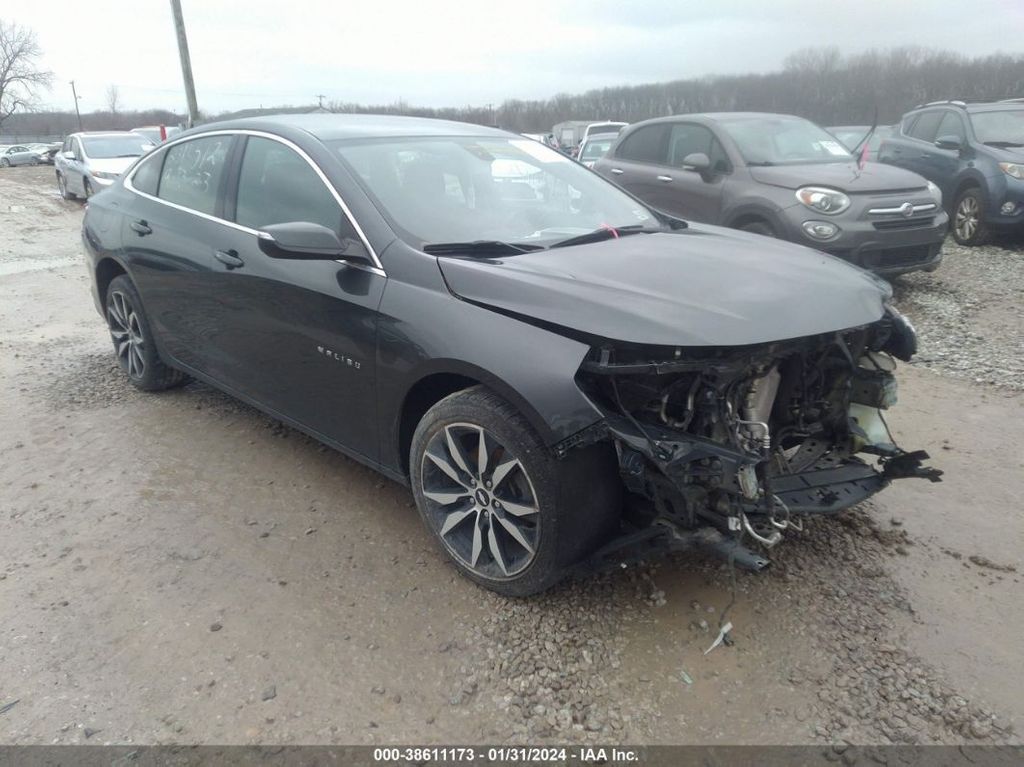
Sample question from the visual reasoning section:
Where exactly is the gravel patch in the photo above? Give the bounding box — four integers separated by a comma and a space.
891, 239, 1024, 390
455, 504, 1012, 745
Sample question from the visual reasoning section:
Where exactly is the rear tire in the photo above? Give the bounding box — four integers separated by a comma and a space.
106, 275, 187, 392
410, 386, 621, 596
738, 220, 776, 237
951, 187, 990, 246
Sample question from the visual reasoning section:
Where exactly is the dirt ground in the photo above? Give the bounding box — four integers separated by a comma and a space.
1, 164, 1022, 746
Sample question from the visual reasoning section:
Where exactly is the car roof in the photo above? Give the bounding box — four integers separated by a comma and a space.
908, 102, 1024, 114
191, 113, 510, 141
70, 131, 139, 138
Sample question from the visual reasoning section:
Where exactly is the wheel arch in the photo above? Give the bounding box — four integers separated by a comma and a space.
394, 362, 558, 477
94, 257, 129, 310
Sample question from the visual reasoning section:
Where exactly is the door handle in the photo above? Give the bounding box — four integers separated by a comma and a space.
656, 175, 673, 182
609, 168, 624, 175
129, 219, 152, 236
215, 249, 244, 269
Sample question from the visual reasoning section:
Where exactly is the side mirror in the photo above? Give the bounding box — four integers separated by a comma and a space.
681, 152, 712, 173
62, 151, 76, 160
935, 135, 962, 151
257, 221, 372, 264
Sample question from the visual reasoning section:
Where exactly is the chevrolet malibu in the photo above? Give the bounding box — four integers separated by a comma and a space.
81, 115, 940, 596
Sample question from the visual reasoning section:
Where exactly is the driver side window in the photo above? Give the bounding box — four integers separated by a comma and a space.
235, 137, 346, 233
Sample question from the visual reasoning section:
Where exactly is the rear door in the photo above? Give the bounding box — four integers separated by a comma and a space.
596, 123, 671, 209
120, 133, 237, 371
199, 134, 385, 460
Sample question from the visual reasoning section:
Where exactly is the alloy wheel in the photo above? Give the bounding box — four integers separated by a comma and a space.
420, 422, 540, 579
955, 195, 979, 242
107, 290, 146, 379
57, 174, 66, 197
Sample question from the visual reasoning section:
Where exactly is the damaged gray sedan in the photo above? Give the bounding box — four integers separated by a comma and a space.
82, 115, 941, 597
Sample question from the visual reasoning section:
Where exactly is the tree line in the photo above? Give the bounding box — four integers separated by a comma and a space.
3, 46, 1024, 139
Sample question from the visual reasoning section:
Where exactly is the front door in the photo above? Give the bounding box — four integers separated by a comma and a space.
200, 135, 385, 461
654, 122, 730, 223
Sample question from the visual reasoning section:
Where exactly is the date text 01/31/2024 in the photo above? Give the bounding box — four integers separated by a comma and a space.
372, 746, 640, 763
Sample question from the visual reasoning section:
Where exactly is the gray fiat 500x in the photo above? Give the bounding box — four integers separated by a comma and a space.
594, 113, 948, 276
81, 114, 940, 596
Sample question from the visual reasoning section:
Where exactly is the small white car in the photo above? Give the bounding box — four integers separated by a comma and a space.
0, 144, 43, 167
54, 132, 155, 200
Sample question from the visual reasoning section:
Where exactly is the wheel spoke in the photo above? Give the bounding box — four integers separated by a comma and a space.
423, 489, 470, 505
490, 458, 519, 490
488, 524, 508, 576
439, 508, 476, 537
470, 519, 483, 567
498, 499, 538, 517
426, 449, 467, 486
132, 345, 145, 375
476, 427, 489, 477
496, 514, 534, 555
444, 426, 472, 476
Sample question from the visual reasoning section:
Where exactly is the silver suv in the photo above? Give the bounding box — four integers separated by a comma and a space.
55, 132, 154, 200
594, 113, 948, 276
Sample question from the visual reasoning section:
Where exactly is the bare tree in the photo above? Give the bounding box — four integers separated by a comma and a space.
106, 84, 121, 114
0, 20, 53, 129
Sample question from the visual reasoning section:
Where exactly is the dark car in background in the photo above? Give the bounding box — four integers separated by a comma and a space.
594, 113, 947, 275
80, 114, 938, 595
878, 101, 1024, 245
827, 125, 895, 162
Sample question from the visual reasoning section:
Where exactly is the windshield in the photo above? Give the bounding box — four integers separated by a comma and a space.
81, 135, 155, 159
331, 136, 658, 247
970, 109, 1024, 145
719, 116, 853, 165
580, 138, 614, 161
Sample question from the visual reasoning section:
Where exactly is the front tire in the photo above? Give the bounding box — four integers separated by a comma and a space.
106, 275, 187, 391
82, 178, 93, 200
0, 158, 9, 168
57, 173, 77, 200
738, 220, 776, 237
951, 187, 990, 246
410, 386, 621, 596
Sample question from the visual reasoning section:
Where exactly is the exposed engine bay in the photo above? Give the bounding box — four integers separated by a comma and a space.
570, 306, 942, 571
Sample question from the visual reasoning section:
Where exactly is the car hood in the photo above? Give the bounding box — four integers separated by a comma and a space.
750, 161, 928, 194
437, 226, 891, 347
85, 157, 139, 175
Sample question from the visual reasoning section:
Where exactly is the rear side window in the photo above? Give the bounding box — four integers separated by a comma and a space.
907, 111, 943, 142
235, 137, 343, 232
615, 124, 669, 164
131, 152, 163, 196
157, 135, 232, 216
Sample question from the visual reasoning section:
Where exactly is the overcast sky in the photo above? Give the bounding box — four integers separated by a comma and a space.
14, 0, 1023, 114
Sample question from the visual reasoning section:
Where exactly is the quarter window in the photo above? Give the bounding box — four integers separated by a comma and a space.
157, 135, 232, 216
615, 124, 670, 164
131, 152, 163, 196
235, 137, 343, 232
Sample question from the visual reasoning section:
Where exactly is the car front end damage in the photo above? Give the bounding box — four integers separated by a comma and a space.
563, 305, 942, 572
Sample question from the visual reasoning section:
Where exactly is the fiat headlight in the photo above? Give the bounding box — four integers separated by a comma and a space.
795, 186, 850, 215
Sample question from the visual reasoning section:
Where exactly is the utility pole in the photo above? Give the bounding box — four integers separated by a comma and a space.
69, 81, 83, 132
169, 0, 200, 127
315, 94, 326, 110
